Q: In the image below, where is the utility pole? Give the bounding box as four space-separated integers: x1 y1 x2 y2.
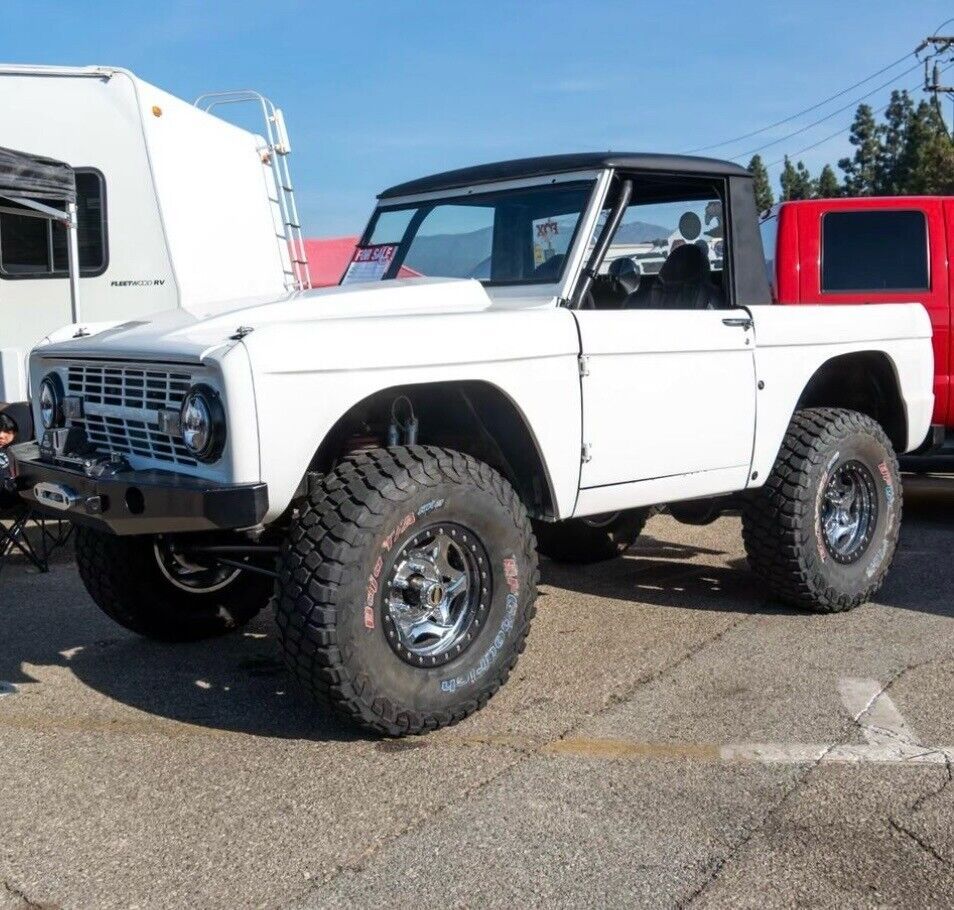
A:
916 35 954 136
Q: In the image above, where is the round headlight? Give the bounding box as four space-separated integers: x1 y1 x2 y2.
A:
39 374 64 430
180 384 225 462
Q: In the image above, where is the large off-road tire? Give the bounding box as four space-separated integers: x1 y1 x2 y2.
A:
742 408 902 613
274 446 538 737
533 510 649 564
75 527 272 641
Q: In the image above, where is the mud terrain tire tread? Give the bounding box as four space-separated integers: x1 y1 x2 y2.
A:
274 446 538 737
741 407 901 613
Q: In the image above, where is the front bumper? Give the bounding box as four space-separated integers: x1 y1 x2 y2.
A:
9 441 268 536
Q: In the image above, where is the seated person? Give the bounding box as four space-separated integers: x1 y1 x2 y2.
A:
0 411 14 450
0 411 18 507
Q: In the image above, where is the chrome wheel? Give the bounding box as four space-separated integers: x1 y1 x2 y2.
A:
821 460 878 564
153 538 241 594
384 523 489 666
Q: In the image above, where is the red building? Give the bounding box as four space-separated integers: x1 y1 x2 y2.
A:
304 236 358 287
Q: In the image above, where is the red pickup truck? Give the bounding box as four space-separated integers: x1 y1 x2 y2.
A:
761 196 953 451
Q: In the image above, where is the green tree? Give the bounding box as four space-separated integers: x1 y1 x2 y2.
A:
902 100 954 194
839 103 880 195
875 90 914 194
816 164 841 198
780 156 815 200
747 154 775 212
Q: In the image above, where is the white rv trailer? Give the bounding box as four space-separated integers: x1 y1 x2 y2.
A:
0 64 309 403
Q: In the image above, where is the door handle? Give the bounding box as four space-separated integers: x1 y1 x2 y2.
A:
722 317 753 329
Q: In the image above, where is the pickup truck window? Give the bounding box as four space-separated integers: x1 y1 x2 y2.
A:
822 210 929 292
349 180 594 285
0 169 108 279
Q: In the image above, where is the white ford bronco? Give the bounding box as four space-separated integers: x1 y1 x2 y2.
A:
10 153 934 736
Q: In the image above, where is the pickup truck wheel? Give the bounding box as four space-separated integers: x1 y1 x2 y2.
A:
741 408 902 613
274 446 537 737
74 528 272 641
533 510 648 563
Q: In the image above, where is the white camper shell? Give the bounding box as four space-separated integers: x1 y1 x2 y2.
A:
0 64 308 402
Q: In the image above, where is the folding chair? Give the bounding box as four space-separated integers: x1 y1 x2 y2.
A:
0 490 50 574
0 401 62 574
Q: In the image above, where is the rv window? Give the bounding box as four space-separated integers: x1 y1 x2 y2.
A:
0 170 107 279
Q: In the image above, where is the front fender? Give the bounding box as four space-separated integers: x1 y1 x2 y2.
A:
241 308 583 522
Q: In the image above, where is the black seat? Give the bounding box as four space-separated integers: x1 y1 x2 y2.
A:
627 243 724 310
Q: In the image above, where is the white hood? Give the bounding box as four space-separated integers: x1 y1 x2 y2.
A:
34 277 494 363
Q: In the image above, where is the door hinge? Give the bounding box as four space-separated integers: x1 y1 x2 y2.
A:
581 442 593 463
578 355 590 377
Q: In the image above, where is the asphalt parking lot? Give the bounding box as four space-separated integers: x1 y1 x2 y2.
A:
1 477 953 910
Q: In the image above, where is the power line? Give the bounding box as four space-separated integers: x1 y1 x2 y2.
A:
764 99 893 169
764 63 954 169
684 51 915 154
731 61 921 161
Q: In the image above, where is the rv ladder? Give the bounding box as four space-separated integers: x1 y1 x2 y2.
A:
194 90 312 292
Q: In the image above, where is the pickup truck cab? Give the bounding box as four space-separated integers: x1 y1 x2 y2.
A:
761 196 952 445
10 153 934 736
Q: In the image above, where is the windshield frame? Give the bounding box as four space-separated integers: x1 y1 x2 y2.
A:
351 170 605 291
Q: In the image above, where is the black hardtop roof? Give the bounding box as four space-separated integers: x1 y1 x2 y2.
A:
378 152 750 200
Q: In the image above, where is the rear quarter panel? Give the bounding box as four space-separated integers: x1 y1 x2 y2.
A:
749 303 934 483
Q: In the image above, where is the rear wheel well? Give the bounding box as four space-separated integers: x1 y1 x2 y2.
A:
796 351 906 452
307 382 558 519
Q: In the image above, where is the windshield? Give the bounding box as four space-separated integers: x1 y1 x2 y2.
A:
343 180 595 286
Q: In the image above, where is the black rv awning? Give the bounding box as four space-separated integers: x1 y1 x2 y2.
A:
0 145 76 204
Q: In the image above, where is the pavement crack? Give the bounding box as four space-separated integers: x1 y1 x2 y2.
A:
675 664 918 909
306 613 754 901
884 752 953 869
909 753 953 813
598 614 751 713
1 878 50 910
888 817 952 868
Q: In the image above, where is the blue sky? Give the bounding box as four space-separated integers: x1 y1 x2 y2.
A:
3 1 951 236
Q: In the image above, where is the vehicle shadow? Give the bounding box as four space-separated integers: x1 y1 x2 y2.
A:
1 483 950 741
539 531 798 617
542 484 954 622
0 547 364 742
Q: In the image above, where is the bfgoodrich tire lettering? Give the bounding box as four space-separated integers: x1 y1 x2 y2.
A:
274 446 538 737
741 407 902 613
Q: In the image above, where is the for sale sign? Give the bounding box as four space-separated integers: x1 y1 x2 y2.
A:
342 244 397 284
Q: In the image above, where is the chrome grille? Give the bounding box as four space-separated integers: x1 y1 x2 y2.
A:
66 364 192 411
65 363 198 467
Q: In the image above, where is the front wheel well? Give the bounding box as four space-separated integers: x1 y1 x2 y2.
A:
306 381 559 520
796 351 907 452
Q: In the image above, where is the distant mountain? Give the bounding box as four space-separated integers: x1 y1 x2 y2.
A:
614 220 671 244
405 227 493 277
